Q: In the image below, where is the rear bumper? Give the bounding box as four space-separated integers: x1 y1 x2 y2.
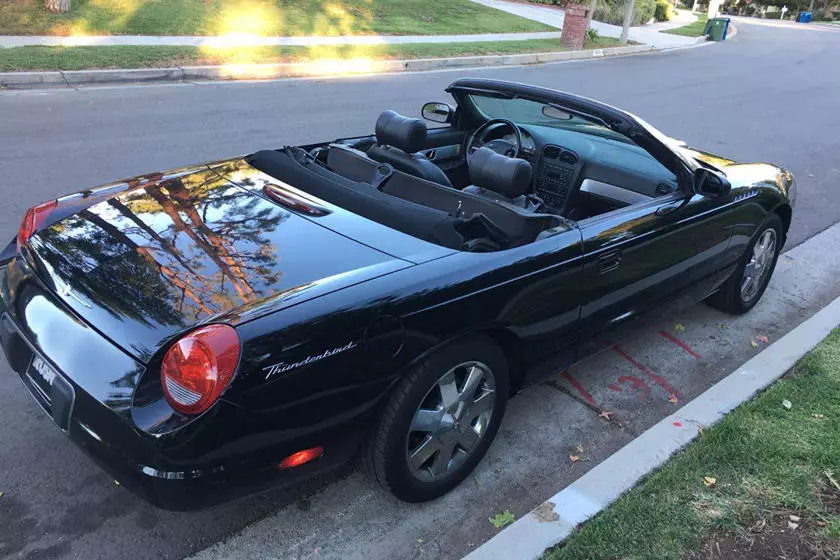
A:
0 255 368 510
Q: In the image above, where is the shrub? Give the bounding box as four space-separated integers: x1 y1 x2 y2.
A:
586 26 600 41
654 0 674 21
593 0 657 25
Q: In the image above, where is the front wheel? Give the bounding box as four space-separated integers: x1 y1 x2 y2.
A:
365 336 509 502
707 213 783 314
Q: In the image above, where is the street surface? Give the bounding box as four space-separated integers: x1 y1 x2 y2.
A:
1 19 839 560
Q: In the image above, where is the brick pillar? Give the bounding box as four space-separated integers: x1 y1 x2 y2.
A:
561 4 590 50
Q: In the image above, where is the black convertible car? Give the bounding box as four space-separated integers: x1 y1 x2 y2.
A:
0 79 795 510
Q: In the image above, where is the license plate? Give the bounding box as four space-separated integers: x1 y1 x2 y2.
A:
27 354 58 405
25 353 74 431
30 355 58 387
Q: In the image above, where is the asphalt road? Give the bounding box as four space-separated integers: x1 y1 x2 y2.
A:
1 20 839 560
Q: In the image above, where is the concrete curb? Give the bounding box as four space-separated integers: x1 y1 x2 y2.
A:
0 44 658 90
463 237 840 559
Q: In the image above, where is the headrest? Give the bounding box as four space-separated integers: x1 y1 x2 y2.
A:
468 147 532 199
375 110 427 154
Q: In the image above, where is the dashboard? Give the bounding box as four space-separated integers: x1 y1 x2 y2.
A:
503 124 680 205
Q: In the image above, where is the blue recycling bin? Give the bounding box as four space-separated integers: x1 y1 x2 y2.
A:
797 11 813 22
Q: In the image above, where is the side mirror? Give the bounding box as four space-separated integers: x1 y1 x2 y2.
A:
693 168 731 198
421 102 454 124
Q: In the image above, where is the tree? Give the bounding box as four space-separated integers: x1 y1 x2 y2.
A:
621 0 635 43
586 0 598 28
44 0 71 13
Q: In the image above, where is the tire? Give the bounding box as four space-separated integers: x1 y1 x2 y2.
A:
365 335 509 502
707 213 784 315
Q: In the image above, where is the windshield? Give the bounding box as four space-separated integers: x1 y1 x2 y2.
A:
467 94 632 143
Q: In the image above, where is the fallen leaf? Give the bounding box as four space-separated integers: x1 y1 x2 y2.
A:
756 335 769 343
782 399 792 410
668 394 679 405
751 339 759 348
703 476 717 487
813 414 825 419
817 520 826 527
569 454 580 463
598 410 614 421
674 323 686 332
114 480 120 486
718 322 729 329
488 510 515 529
789 515 801 522
0 492 4 499
575 444 585 454
699 427 705 436
788 521 800 530
417 538 424 543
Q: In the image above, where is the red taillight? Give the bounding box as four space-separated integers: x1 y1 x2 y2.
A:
278 447 324 470
17 200 58 249
161 324 240 415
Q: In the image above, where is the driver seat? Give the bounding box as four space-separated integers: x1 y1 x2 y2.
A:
367 111 453 188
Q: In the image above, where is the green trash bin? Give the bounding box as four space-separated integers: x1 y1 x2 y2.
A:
706 17 731 41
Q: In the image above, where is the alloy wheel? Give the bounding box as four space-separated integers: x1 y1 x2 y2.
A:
405 361 496 482
741 228 777 303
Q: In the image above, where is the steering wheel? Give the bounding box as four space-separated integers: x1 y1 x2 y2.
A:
465 118 522 163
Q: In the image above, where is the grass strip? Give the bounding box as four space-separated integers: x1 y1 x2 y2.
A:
0 0 553 36
663 13 709 36
546 327 840 559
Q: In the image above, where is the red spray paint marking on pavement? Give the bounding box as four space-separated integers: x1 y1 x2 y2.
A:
673 421 682 427
617 376 651 398
560 371 597 406
612 345 680 398
607 384 622 392
659 331 702 359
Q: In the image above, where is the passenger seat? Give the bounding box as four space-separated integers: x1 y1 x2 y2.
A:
462 147 541 212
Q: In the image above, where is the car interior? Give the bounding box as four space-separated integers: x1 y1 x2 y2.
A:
247 94 682 253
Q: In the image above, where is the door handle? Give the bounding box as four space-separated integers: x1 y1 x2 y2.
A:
598 250 621 274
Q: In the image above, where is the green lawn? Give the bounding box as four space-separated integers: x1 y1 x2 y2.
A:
663 13 709 36
0 0 554 36
0 37 624 71
545 328 840 559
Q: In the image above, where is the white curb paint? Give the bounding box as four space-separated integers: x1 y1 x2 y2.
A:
464 279 840 560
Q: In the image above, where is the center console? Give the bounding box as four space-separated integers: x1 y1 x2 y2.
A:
535 145 583 212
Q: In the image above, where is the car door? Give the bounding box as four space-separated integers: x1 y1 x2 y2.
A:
575 190 728 357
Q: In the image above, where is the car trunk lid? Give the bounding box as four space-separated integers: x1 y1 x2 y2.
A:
25 162 409 363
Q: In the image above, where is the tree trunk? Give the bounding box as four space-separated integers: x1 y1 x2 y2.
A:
586 0 598 28
620 0 635 43
44 0 71 13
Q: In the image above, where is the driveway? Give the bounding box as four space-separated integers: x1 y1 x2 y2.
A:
1 19 839 560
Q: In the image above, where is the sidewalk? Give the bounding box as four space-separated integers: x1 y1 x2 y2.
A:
469 0 701 48
0 31 563 48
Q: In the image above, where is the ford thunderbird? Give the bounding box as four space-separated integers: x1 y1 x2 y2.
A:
0 79 795 509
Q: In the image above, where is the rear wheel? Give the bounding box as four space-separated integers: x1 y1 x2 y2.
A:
708 214 783 314
366 336 509 502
